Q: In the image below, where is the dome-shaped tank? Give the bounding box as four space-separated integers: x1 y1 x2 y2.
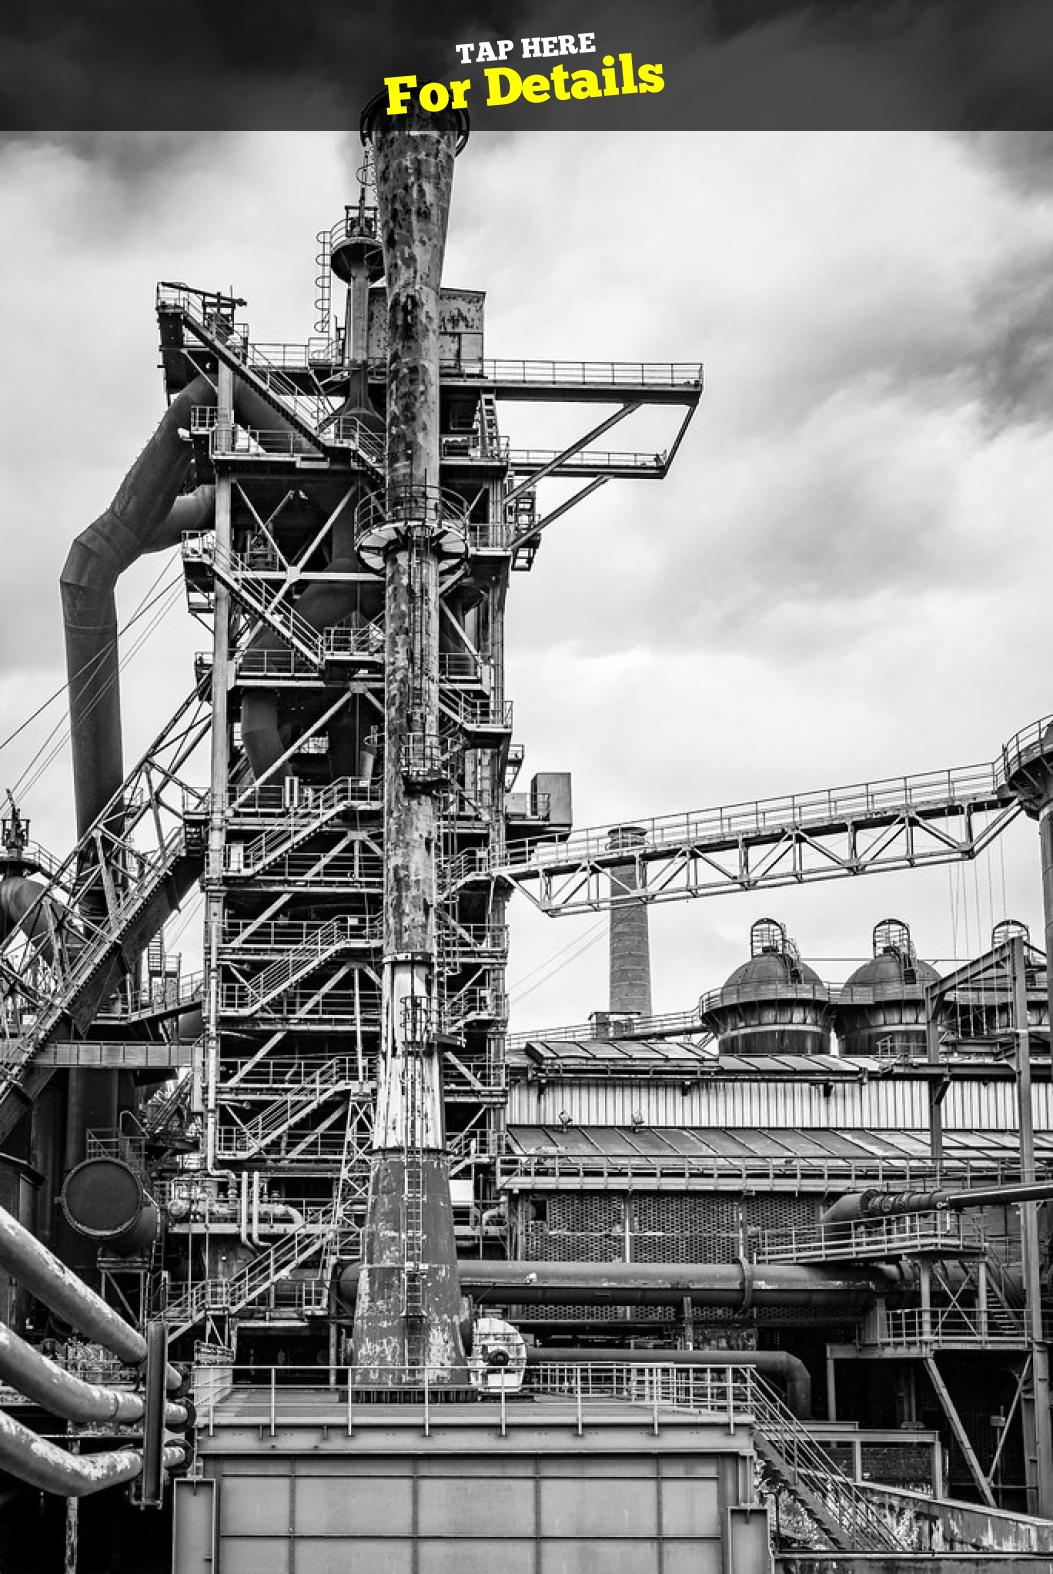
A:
837 919 939 1060
700 919 832 1056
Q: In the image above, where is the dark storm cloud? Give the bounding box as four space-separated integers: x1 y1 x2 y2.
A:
2 0 1052 129
964 132 1053 194
0 131 215 185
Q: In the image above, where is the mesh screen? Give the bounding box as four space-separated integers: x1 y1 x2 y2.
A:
742 1194 822 1233
522 1226 622 1263
547 1194 624 1231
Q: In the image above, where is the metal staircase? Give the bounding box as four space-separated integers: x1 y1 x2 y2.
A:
182 535 326 668
218 1058 361 1158
165 1208 330 1341
745 1373 900 1553
159 285 384 477
235 916 365 1010
233 778 375 876
0 691 209 1139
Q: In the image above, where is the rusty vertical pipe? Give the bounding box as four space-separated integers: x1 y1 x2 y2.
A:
352 100 469 1386
608 826 652 1017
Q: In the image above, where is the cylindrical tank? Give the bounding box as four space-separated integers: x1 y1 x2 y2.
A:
60 1158 158 1255
836 919 939 1060
700 918 832 1056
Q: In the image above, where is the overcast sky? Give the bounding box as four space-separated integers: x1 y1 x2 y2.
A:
1 129 1052 1031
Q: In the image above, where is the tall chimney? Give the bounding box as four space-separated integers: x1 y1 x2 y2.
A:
608 825 652 1018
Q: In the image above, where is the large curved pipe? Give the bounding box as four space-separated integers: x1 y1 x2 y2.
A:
61 374 217 840
61 370 304 833
0 875 61 960
0 1408 182 1498
523 1347 812 1419
340 1258 905 1313
0 1323 186 1427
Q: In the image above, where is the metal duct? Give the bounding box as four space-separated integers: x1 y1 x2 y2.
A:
523 1347 812 1419
0 874 61 960
61 374 216 840
61 372 302 832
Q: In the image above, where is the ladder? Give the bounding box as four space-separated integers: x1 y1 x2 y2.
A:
402 1004 428 1352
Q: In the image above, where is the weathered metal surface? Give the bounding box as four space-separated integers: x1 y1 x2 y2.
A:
0 1320 186 1426
0 1405 152 1497
352 103 467 1386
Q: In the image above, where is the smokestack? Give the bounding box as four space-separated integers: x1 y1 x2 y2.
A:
351 97 469 1389
608 825 652 1017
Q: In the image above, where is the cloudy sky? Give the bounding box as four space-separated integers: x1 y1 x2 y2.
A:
1 129 1052 1030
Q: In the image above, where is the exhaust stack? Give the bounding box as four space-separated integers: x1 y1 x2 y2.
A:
607 825 653 1018
351 99 470 1389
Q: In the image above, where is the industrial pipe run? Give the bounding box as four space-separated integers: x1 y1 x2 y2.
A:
820 1178 1053 1225
340 1258 907 1315
522 1348 813 1419
0 1204 179 1389
0 1324 186 1429
0 1409 184 1499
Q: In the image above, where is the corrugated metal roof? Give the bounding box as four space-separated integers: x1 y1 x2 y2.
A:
507 1124 1053 1164
509 1038 715 1067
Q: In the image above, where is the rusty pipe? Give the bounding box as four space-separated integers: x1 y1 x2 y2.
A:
0 1204 179 1389
0 1407 182 1498
0 1323 186 1427
523 1347 812 1419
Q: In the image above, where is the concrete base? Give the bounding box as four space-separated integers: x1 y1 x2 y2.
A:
177 1387 772 1574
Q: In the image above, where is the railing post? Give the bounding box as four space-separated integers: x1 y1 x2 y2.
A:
269 1367 276 1437
346 1365 354 1436
575 1367 583 1436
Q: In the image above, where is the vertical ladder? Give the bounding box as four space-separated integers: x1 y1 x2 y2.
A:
402 999 429 1365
